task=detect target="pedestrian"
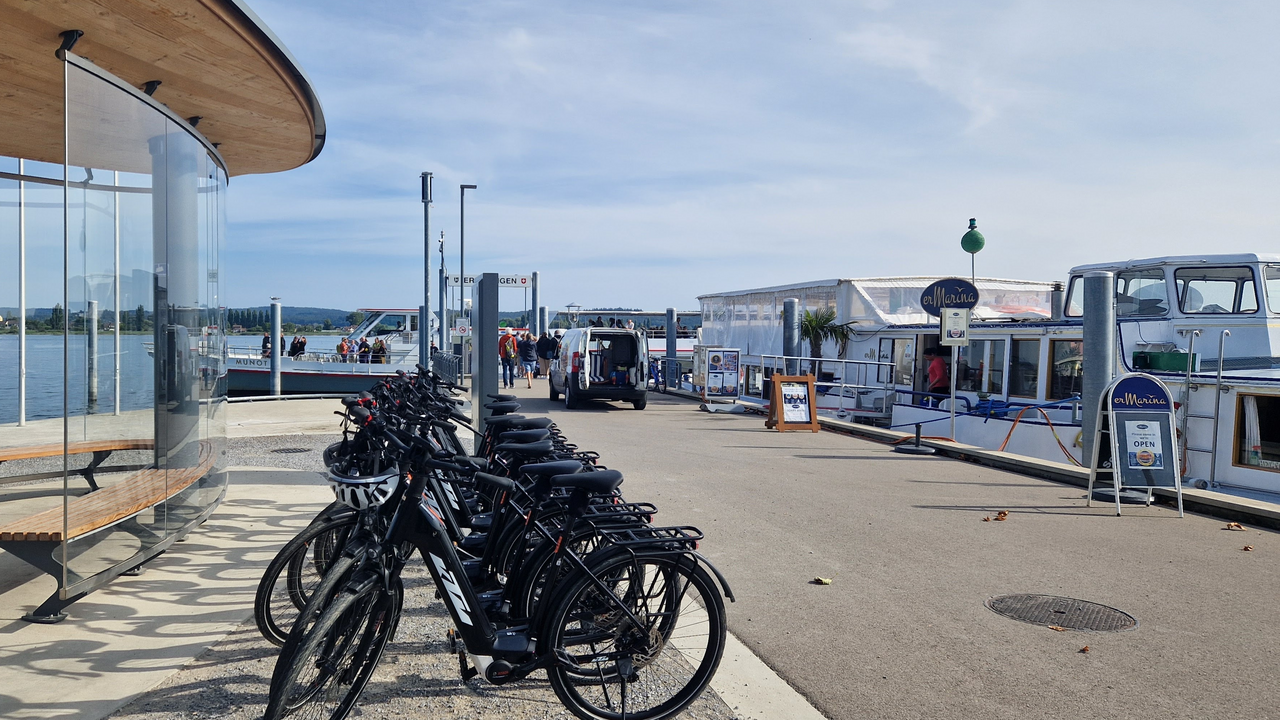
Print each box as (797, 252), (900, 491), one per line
(430, 342), (438, 356)
(498, 328), (518, 388)
(371, 338), (388, 363)
(536, 331), (556, 378)
(358, 336), (371, 363)
(337, 337), (349, 362)
(518, 331), (537, 388)
(279, 333), (286, 357)
(924, 347), (949, 404)
(299, 336), (308, 356)
(288, 336), (300, 358)
(261, 331), (271, 358)
(626, 319), (635, 330)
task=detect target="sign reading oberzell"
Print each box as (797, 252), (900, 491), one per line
(919, 278), (979, 318)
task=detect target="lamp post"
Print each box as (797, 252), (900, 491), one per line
(460, 184), (477, 375)
(420, 172), (432, 367)
(438, 230), (447, 354)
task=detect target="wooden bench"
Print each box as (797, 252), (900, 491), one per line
(0, 439), (155, 491)
(0, 441), (216, 622)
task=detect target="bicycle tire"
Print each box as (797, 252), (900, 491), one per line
(539, 551), (726, 720)
(269, 551), (360, 689)
(263, 575), (403, 720)
(254, 514), (357, 646)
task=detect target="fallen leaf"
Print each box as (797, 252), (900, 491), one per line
(1048, 625), (1067, 632)
(1226, 522), (1245, 531)
(982, 517), (991, 522)
(993, 515), (1007, 522)
(1079, 646), (1090, 654)
(811, 577), (833, 585)
(996, 510), (1009, 518)
(1242, 545), (1254, 552)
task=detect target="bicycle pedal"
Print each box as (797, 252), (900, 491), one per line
(458, 651), (478, 681)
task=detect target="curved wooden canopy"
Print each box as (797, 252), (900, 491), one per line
(0, 0), (325, 177)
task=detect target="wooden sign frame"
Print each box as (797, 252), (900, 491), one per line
(766, 374), (820, 432)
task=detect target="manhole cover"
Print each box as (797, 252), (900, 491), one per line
(271, 448), (311, 454)
(986, 594), (1136, 632)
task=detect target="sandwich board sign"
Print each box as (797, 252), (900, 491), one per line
(1086, 372), (1184, 517)
(766, 374), (820, 433)
(695, 347), (741, 402)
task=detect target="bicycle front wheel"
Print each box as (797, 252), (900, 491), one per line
(263, 575), (402, 720)
(255, 514), (356, 646)
(540, 552), (726, 720)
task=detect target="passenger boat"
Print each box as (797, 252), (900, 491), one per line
(698, 254), (1280, 502)
(225, 308), (433, 395)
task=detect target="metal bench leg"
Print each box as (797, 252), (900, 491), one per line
(79, 450), (111, 492)
(0, 540), (80, 623)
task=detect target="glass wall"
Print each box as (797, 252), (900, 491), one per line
(0, 54), (226, 607)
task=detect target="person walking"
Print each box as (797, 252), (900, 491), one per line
(498, 328), (518, 388)
(261, 331), (271, 358)
(536, 331), (556, 378)
(924, 347), (949, 404)
(518, 331), (537, 388)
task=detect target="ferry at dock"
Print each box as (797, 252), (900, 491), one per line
(225, 308), (432, 395)
(698, 254), (1280, 503)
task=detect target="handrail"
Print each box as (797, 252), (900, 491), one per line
(758, 354), (896, 418)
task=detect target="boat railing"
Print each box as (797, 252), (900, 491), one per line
(757, 354), (896, 420)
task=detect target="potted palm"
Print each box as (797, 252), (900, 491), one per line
(800, 308), (852, 383)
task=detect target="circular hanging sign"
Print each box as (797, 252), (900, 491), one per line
(920, 278), (980, 318)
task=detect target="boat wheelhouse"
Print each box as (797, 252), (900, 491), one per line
(698, 255), (1280, 502)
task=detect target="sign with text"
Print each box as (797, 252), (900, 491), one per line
(920, 278), (979, 318)
(698, 348), (741, 401)
(446, 274), (531, 288)
(765, 374), (820, 433)
(939, 308), (970, 347)
(1087, 372), (1183, 517)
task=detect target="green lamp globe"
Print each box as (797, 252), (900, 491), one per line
(961, 218), (985, 254)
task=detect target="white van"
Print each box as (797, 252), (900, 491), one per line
(548, 327), (648, 409)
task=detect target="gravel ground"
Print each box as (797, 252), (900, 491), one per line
(105, 434), (737, 720)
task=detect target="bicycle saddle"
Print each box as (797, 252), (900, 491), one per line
(552, 469), (623, 494)
(520, 459), (585, 479)
(505, 416), (553, 430)
(485, 401), (521, 415)
(487, 393), (518, 402)
(494, 439), (554, 457)
(498, 429), (550, 444)
(484, 415), (526, 430)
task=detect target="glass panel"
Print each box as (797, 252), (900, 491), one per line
(893, 338), (914, 386)
(1236, 395), (1280, 472)
(1265, 266), (1280, 313)
(1176, 266), (1259, 314)
(985, 339), (1006, 395)
(1064, 276), (1083, 317)
(371, 313), (407, 336)
(1007, 339), (1040, 398)
(956, 339), (1007, 394)
(1115, 270), (1168, 317)
(1048, 340), (1083, 400)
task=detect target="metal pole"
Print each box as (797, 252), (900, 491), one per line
(17, 158), (26, 426)
(460, 184), (476, 376)
(269, 299), (282, 396)
(1209, 329), (1230, 487)
(531, 270), (540, 334)
(949, 344), (958, 440)
(474, 273), (499, 432)
(538, 306), (548, 339)
(1081, 271), (1116, 462)
(438, 230), (447, 354)
(113, 171), (120, 414)
(782, 298), (800, 375)
(420, 172), (432, 368)
(87, 300), (98, 407)
(665, 307), (677, 391)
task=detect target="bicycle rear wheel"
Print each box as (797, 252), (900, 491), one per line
(263, 575), (402, 720)
(540, 552), (726, 720)
(254, 514), (356, 646)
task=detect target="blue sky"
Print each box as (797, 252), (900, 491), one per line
(223, 0), (1280, 314)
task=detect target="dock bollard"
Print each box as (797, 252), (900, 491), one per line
(893, 423), (936, 455)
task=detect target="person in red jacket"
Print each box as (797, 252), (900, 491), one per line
(498, 328), (518, 388)
(924, 347), (949, 404)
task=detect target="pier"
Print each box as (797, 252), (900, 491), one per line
(1, 389), (1276, 719)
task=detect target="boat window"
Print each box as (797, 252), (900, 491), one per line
(1007, 339), (1040, 398)
(1236, 395), (1280, 473)
(1265, 266), (1280, 313)
(1048, 340), (1083, 400)
(1064, 277), (1083, 317)
(1175, 267), (1259, 314)
(1115, 270), (1168, 317)
(371, 314), (408, 336)
(957, 340), (1006, 394)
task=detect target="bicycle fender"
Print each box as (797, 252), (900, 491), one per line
(690, 551), (735, 603)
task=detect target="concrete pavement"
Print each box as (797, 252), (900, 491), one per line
(512, 384), (1279, 720)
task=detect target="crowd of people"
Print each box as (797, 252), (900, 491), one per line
(587, 316), (636, 329)
(335, 336), (389, 363)
(498, 328), (563, 389)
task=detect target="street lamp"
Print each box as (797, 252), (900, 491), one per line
(566, 302), (581, 329)
(460, 184), (477, 375)
(438, 230), (446, 353)
(420, 172), (432, 366)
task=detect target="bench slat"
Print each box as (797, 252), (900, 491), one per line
(0, 442), (215, 542)
(0, 439), (155, 463)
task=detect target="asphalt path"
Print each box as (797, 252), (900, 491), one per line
(505, 383), (1279, 720)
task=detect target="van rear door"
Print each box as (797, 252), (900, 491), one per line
(636, 331), (648, 386)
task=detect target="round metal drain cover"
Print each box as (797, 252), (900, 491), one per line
(986, 594), (1136, 632)
(271, 447), (311, 454)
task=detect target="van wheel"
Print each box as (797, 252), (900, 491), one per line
(564, 383), (578, 409)
(632, 398), (647, 410)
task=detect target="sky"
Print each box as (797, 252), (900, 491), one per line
(221, 0), (1280, 315)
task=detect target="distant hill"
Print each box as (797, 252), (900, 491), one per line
(232, 306), (353, 326)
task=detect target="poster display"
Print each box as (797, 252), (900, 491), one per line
(780, 381), (810, 423)
(939, 308), (970, 347)
(1087, 372), (1183, 517)
(766, 374), (820, 432)
(705, 349), (740, 399)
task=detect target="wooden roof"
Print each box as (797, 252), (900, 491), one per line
(0, 0), (325, 177)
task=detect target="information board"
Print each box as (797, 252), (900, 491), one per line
(703, 349), (740, 401)
(766, 374), (820, 432)
(939, 308), (970, 347)
(1087, 373), (1183, 517)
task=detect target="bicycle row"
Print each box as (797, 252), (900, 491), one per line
(253, 365), (733, 720)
